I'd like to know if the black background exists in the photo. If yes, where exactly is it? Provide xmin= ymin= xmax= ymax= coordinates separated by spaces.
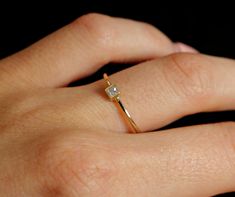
xmin=0 ymin=1 xmax=235 ymax=196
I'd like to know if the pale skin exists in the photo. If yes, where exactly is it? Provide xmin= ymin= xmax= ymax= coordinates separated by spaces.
xmin=1 ymin=13 xmax=235 ymax=196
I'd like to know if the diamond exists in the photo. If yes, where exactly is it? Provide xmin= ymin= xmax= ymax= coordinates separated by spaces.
xmin=105 ymin=84 xmax=120 ymax=99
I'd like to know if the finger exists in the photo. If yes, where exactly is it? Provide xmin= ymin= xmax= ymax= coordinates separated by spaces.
xmin=174 ymin=42 xmax=199 ymax=53
xmin=78 ymin=53 xmax=235 ymax=132
xmin=98 ymin=122 xmax=235 ymax=196
xmin=0 ymin=13 xmax=186 ymax=89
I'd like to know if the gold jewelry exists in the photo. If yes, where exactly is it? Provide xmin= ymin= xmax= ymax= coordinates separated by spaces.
xmin=103 ymin=73 xmax=140 ymax=133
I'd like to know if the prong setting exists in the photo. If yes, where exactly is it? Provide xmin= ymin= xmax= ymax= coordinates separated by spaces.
xmin=105 ymin=84 xmax=120 ymax=100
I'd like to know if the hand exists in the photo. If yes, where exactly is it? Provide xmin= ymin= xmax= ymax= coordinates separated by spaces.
xmin=0 ymin=13 xmax=234 ymax=197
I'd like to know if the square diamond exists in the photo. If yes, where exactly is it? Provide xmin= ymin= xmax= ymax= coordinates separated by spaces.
xmin=105 ymin=84 xmax=120 ymax=99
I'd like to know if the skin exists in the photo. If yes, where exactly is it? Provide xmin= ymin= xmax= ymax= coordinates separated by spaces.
xmin=0 ymin=13 xmax=235 ymax=196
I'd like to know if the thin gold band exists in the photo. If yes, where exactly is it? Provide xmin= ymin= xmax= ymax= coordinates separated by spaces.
xmin=103 ymin=73 xmax=140 ymax=133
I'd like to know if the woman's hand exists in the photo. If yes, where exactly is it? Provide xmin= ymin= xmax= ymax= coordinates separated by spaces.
xmin=0 ymin=13 xmax=234 ymax=196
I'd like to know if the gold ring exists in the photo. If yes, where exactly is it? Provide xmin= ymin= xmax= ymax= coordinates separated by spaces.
xmin=103 ymin=73 xmax=140 ymax=133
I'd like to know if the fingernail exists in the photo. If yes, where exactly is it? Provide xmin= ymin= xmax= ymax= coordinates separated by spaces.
xmin=174 ymin=42 xmax=199 ymax=53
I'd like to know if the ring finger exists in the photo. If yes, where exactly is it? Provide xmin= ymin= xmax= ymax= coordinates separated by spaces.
xmin=75 ymin=53 xmax=235 ymax=132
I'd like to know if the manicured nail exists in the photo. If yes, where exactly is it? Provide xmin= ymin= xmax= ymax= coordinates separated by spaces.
xmin=174 ymin=42 xmax=199 ymax=53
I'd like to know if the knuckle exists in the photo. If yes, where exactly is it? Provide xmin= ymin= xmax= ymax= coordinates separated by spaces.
xmin=36 ymin=133 xmax=117 ymax=195
xmin=0 ymin=93 xmax=42 ymax=130
xmin=7 ymin=93 xmax=50 ymax=127
xmin=73 ymin=13 xmax=114 ymax=48
xmin=163 ymin=53 xmax=214 ymax=105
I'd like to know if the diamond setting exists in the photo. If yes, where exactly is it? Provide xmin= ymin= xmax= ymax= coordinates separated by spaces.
xmin=105 ymin=84 xmax=120 ymax=100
